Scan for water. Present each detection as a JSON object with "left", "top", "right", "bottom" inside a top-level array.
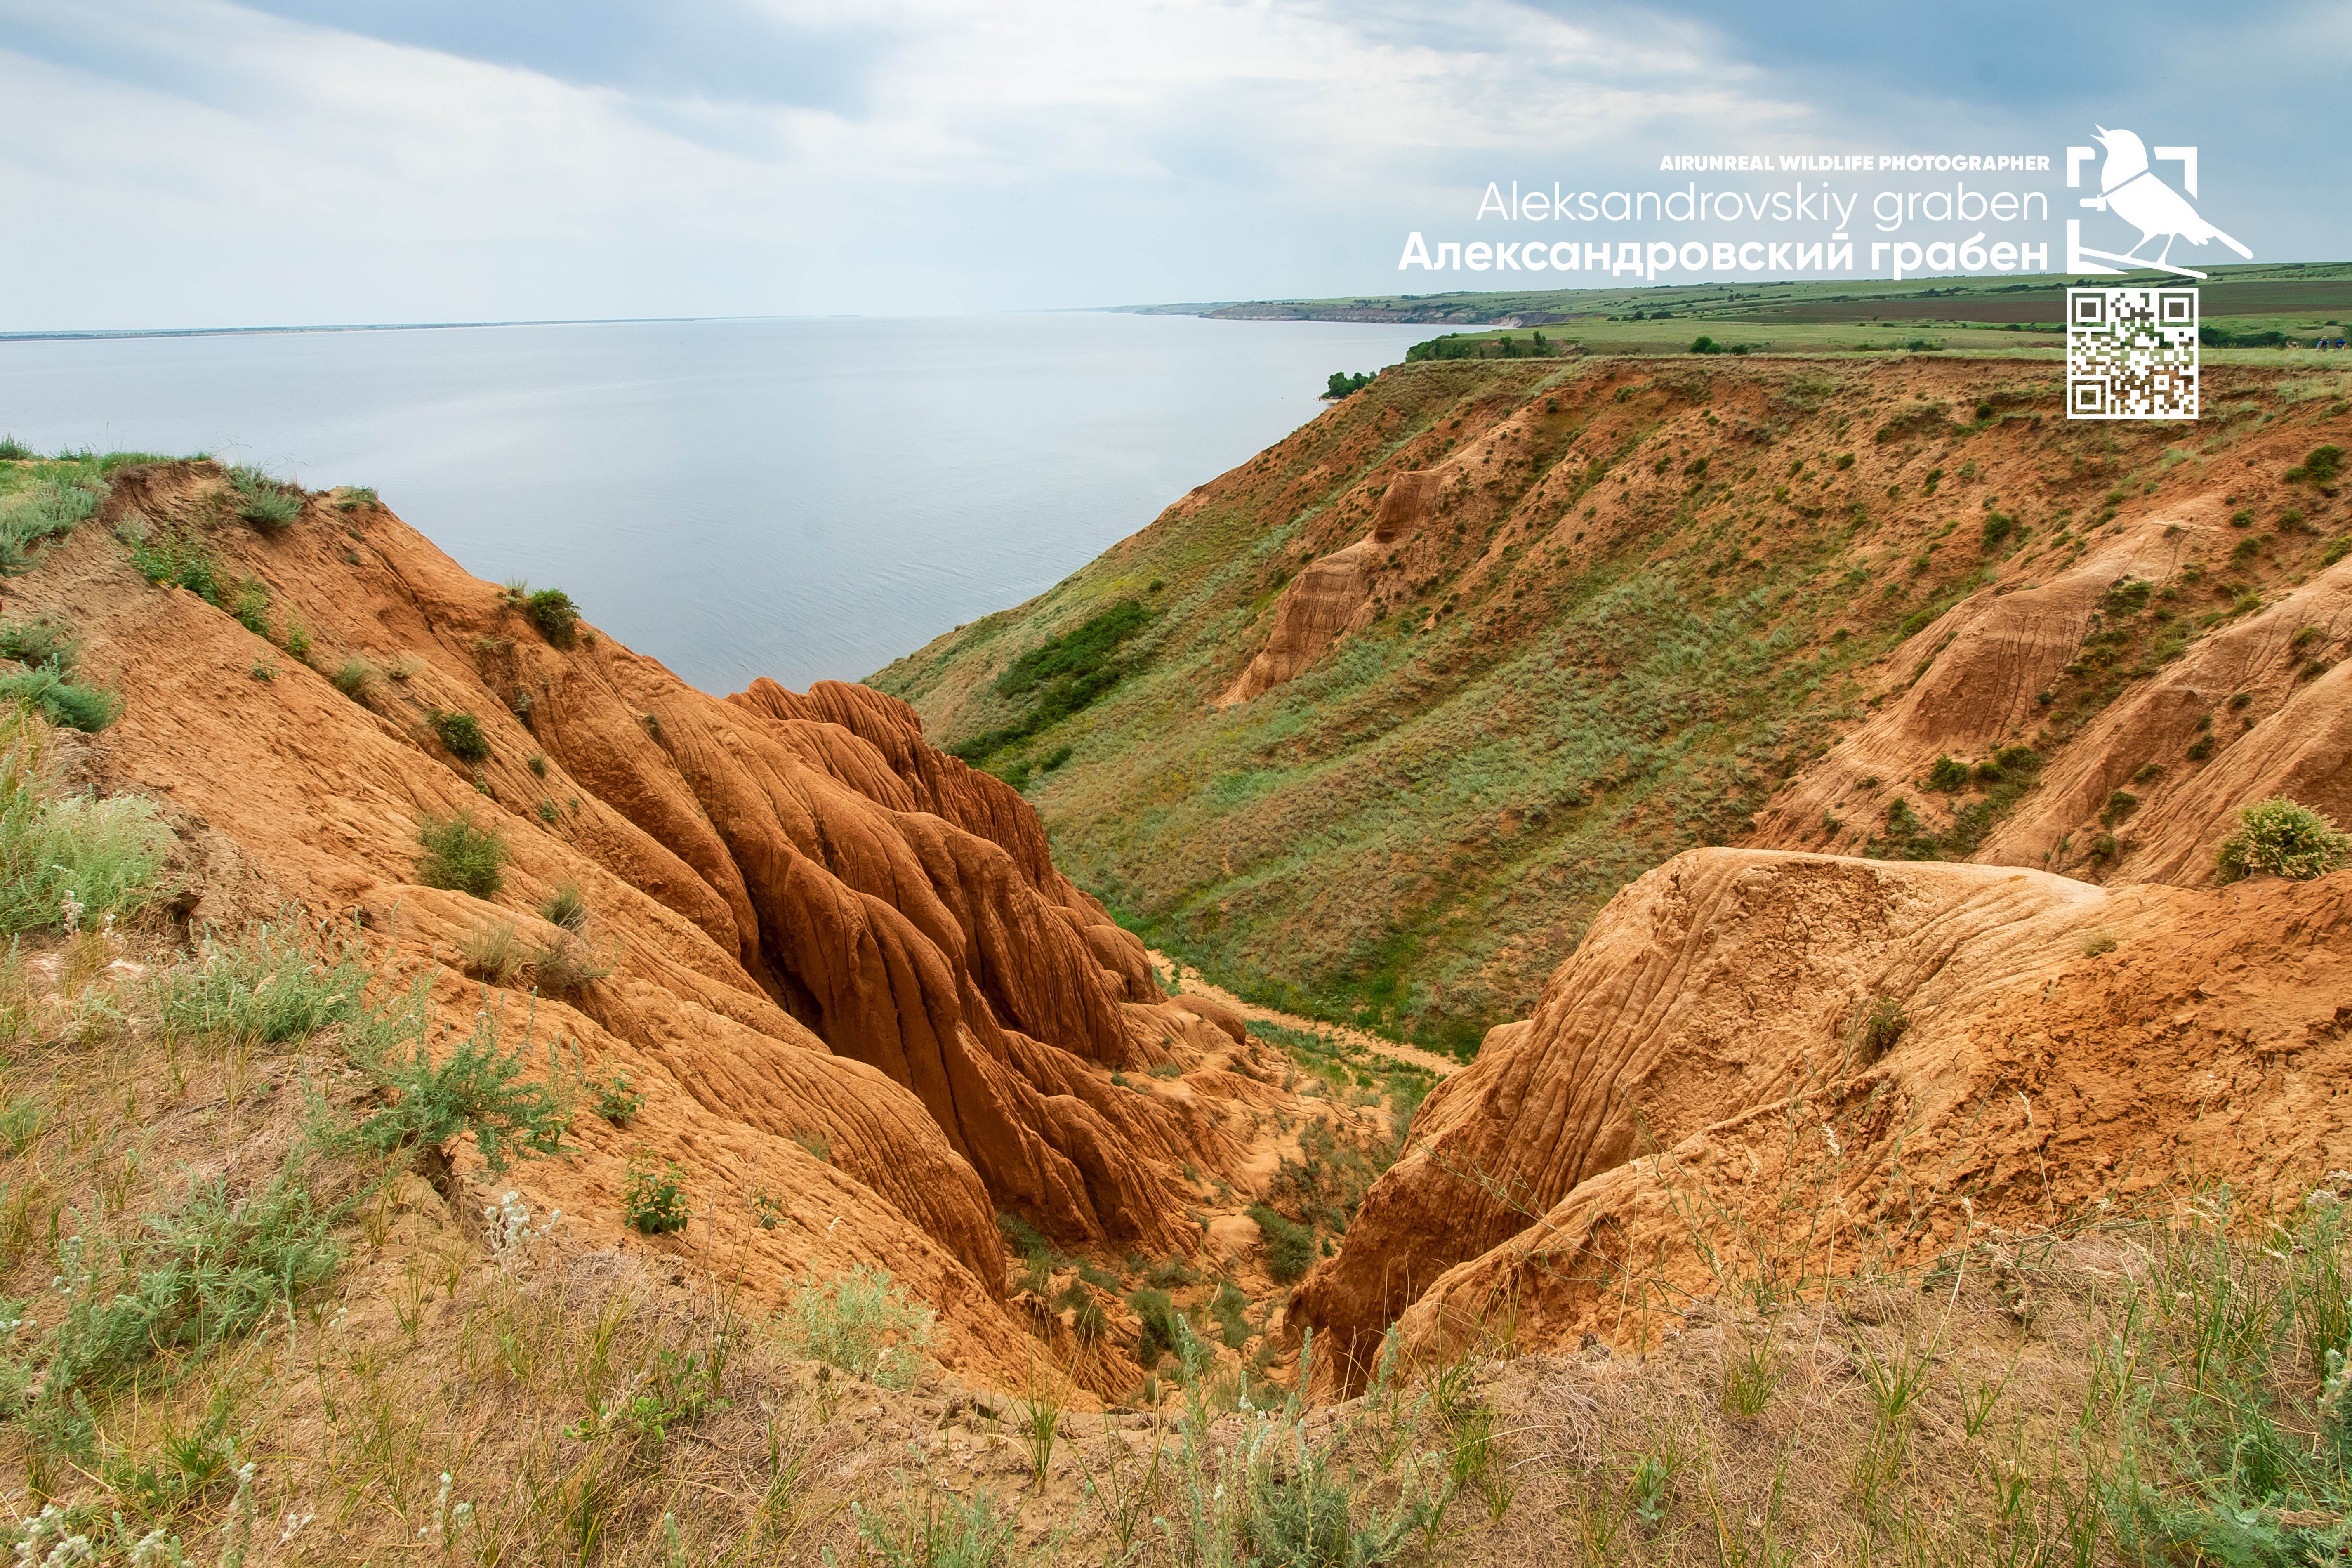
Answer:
[{"left": 0, "top": 314, "right": 1429, "bottom": 693}]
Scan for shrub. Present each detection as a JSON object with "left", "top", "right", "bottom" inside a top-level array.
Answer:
[
  {"left": 540, "top": 881, "right": 588, "bottom": 932},
  {"left": 0, "top": 723, "right": 172, "bottom": 932},
  {"left": 227, "top": 465, "right": 302, "bottom": 533},
  {"left": 428, "top": 709, "right": 491, "bottom": 764},
  {"left": 624, "top": 1157, "right": 690, "bottom": 1233},
  {"left": 155, "top": 917, "right": 367, "bottom": 1049},
  {"left": 354, "top": 996, "right": 570, "bottom": 1172},
  {"left": 235, "top": 488, "right": 301, "bottom": 533},
  {"left": 778, "top": 1265, "right": 934, "bottom": 1386},
  {"left": 335, "top": 485, "right": 379, "bottom": 510},
  {"left": 2215, "top": 798, "right": 2352, "bottom": 884},
  {"left": 1211, "top": 1280, "right": 1252, "bottom": 1349},
  {"left": 1248, "top": 1203, "right": 1317, "bottom": 1283},
  {"left": 120, "top": 519, "right": 228, "bottom": 604},
  {"left": 0, "top": 616, "right": 79, "bottom": 676},
  {"left": 2287, "top": 444, "right": 2343, "bottom": 488},
  {"left": 1059, "top": 1281, "right": 1110, "bottom": 1342},
  {"left": 847, "top": 1487, "right": 1015, "bottom": 1566},
  {"left": 415, "top": 812, "right": 505, "bottom": 898},
  {"left": 1857, "top": 997, "right": 1907, "bottom": 1063},
  {"left": 0, "top": 665, "right": 120, "bottom": 732},
  {"left": 0, "top": 478, "right": 99, "bottom": 573},
  {"left": 331, "top": 657, "right": 375, "bottom": 700},
  {"left": 0, "top": 436, "right": 29, "bottom": 460},
  {"left": 1924, "top": 755, "right": 1968, "bottom": 792},
  {"left": 23, "top": 1165, "right": 341, "bottom": 1438},
  {"left": 1128, "top": 1287, "right": 1179, "bottom": 1367},
  {"left": 459, "top": 919, "right": 522, "bottom": 983},
  {"left": 521, "top": 588, "right": 580, "bottom": 648},
  {"left": 594, "top": 1070, "right": 644, "bottom": 1124}
]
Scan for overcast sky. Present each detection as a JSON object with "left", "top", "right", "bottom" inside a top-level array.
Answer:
[{"left": 1, "top": 0, "right": 2344, "bottom": 330}]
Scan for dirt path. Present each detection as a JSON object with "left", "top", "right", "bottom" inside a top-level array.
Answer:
[{"left": 1150, "top": 950, "right": 1461, "bottom": 1078}]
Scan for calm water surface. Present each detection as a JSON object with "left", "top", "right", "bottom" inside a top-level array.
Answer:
[{"left": 0, "top": 314, "right": 1427, "bottom": 691}]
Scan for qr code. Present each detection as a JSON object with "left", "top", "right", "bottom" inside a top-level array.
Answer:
[{"left": 2067, "top": 288, "right": 2198, "bottom": 420}]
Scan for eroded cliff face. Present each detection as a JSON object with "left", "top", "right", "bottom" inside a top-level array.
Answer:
[
  {"left": 21, "top": 461, "right": 1330, "bottom": 1388},
  {"left": 1294, "top": 847, "right": 2352, "bottom": 1391}
]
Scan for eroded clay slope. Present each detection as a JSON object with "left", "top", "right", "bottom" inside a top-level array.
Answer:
[
  {"left": 1296, "top": 847, "right": 2352, "bottom": 1391},
  {"left": 23, "top": 461, "right": 1307, "bottom": 1386}
]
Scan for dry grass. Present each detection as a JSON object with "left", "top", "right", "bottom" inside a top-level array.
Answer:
[{"left": 5, "top": 904, "right": 2346, "bottom": 1564}]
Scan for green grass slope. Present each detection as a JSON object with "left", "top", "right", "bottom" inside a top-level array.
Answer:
[{"left": 873, "top": 353, "right": 2351, "bottom": 1056}]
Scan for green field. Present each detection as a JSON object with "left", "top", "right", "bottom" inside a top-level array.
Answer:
[{"left": 1127, "top": 261, "right": 2352, "bottom": 360}]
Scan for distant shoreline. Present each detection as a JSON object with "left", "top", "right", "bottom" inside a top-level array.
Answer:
[{"left": 0, "top": 315, "right": 735, "bottom": 344}]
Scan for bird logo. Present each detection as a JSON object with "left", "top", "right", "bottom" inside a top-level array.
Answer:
[{"left": 2067, "top": 127, "right": 2251, "bottom": 280}]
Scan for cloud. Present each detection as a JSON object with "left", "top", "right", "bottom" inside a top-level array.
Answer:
[{"left": 0, "top": 0, "right": 2338, "bottom": 328}]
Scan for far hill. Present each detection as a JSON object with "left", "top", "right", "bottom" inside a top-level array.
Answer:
[
  {"left": 1120, "top": 260, "right": 2352, "bottom": 354},
  {"left": 873, "top": 350, "right": 2352, "bottom": 1056}
]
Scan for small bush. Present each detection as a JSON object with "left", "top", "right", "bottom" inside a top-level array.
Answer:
[
  {"left": 120, "top": 518, "right": 230, "bottom": 604},
  {"left": 0, "top": 478, "right": 99, "bottom": 573},
  {"left": 236, "top": 488, "right": 301, "bottom": 533},
  {"left": 540, "top": 881, "right": 588, "bottom": 932},
  {"left": 1248, "top": 1203, "right": 1317, "bottom": 1283},
  {"left": 1857, "top": 997, "right": 1907, "bottom": 1063},
  {"left": 1211, "top": 1280, "right": 1252, "bottom": 1349},
  {"left": 624, "top": 1157, "right": 690, "bottom": 1233},
  {"left": 526, "top": 936, "right": 606, "bottom": 1002},
  {"left": 459, "top": 919, "right": 523, "bottom": 983},
  {"left": 594, "top": 1070, "right": 644, "bottom": 1124},
  {"left": 2286, "top": 444, "right": 2343, "bottom": 488},
  {"left": 428, "top": 709, "right": 491, "bottom": 764},
  {"left": 0, "top": 616, "right": 79, "bottom": 676},
  {"left": 2215, "top": 798, "right": 2352, "bottom": 884},
  {"left": 414, "top": 812, "right": 505, "bottom": 898},
  {"left": 778, "top": 1265, "right": 934, "bottom": 1386},
  {"left": 1128, "top": 1287, "right": 1179, "bottom": 1367},
  {"left": 847, "top": 1486, "right": 1014, "bottom": 1566},
  {"left": 331, "top": 657, "right": 375, "bottom": 700},
  {"left": 155, "top": 917, "right": 366, "bottom": 1049},
  {"left": 335, "top": 485, "right": 379, "bottom": 510},
  {"left": 0, "top": 721, "right": 173, "bottom": 931},
  {"left": 1924, "top": 754, "right": 1968, "bottom": 792},
  {"left": 1061, "top": 1282, "right": 1110, "bottom": 1342},
  {"left": 521, "top": 588, "right": 580, "bottom": 648},
  {"left": 0, "top": 665, "right": 120, "bottom": 732},
  {"left": 0, "top": 436, "right": 30, "bottom": 460},
  {"left": 227, "top": 465, "right": 302, "bottom": 533},
  {"left": 22, "top": 1165, "right": 340, "bottom": 1437},
  {"left": 353, "top": 995, "right": 569, "bottom": 1172}
]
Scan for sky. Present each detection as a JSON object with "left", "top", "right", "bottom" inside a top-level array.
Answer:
[{"left": 0, "top": 0, "right": 2346, "bottom": 330}]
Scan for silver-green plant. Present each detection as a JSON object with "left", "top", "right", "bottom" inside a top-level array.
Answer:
[{"left": 778, "top": 1265, "right": 935, "bottom": 1389}]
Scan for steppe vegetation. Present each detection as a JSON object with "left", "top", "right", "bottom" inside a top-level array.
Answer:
[{"left": 880, "top": 355, "right": 2352, "bottom": 1059}]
